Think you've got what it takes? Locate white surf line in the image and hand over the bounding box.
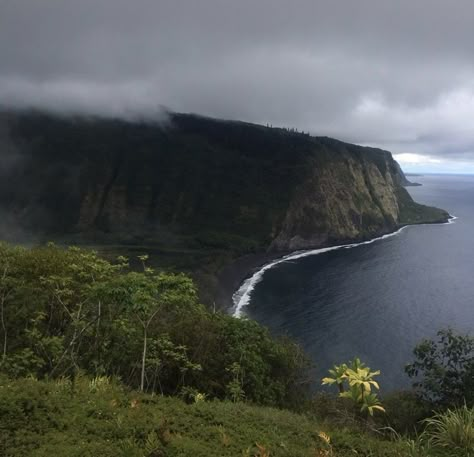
[231,215,457,317]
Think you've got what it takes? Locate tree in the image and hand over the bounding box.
[103,267,197,392]
[0,244,21,362]
[37,245,124,377]
[322,358,385,417]
[406,328,474,407]
[341,366,385,416]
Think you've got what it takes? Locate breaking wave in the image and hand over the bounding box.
[232,216,457,317]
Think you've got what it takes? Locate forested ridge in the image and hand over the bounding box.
[0,110,449,306]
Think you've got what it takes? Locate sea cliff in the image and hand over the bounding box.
[0,110,449,304]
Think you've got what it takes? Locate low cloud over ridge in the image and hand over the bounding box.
[1,0,474,171]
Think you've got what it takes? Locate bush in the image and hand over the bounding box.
[0,242,310,409]
[380,391,432,434]
[405,329,474,407]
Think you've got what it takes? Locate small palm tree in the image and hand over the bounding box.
[344,366,380,397]
[343,366,385,415]
[322,363,348,393]
[322,358,385,416]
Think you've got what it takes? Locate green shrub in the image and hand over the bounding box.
[381,391,432,434]
[0,242,310,409]
[406,328,474,407]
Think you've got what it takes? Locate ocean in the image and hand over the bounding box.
[232,174,474,391]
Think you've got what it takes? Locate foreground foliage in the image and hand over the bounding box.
[406,328,474,407]
[1,376,470,457]
[0,242,309,408]
[1,241,472,456]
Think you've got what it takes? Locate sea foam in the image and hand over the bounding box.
[232,216,457,317]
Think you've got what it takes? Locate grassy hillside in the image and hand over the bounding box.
[2,376,472,457]
[0,376,409,457]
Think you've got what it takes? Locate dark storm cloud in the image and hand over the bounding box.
[1,0,474,167]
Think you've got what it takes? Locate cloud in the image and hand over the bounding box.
[0,77,168,119]
[1,0,474,169]
[394,153,443,165]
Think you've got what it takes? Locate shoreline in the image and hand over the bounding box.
[214,250,286,311]
[218,215,456,317]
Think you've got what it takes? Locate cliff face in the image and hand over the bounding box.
[270,143,436,251]
[0,111,449,254]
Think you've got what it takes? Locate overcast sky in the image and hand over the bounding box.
[1,0,474,172]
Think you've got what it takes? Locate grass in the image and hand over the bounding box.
[423,404,474,454]
[0,376,409,457]
[1,376,472,456]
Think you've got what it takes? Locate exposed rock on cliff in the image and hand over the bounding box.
[270,140,446,251]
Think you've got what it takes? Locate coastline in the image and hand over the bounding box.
[218,215,456,317]
[214,250,286,311]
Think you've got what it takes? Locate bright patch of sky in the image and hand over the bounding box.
[394,153,474,174]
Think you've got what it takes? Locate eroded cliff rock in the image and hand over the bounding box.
[271,149,417,250]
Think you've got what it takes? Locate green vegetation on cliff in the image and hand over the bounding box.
[0,111,449,245]
[395,188,449,225]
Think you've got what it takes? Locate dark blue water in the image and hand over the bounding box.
[241,174,474,391]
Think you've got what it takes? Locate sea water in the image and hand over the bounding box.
[233,174,474,390]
